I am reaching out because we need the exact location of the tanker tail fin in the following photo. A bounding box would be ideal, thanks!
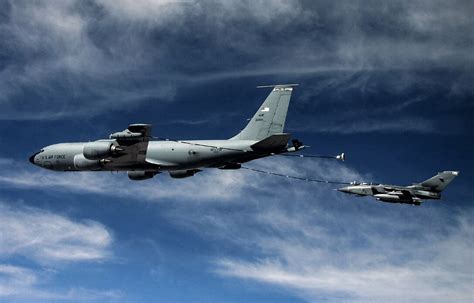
[230,84,297,141]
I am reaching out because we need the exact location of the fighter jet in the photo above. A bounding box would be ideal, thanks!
[30,84,341,180]
[337,171,459,205]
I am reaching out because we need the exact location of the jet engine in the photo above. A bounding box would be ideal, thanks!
[169,169,201,179]
[128,171,156,181]
[73,154,102,170]
[83,141,121,160]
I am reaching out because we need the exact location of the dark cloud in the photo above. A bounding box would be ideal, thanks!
[0,0,472,122]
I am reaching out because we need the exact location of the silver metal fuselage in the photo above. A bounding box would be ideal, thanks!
[338,185,440,201]
[337,170,459,205]
[29,85,301,180]
[30,140,260,172]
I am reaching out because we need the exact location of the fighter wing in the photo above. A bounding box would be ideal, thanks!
[396,189,421,204]
[379,185,415,197]
[107,124,152,165]
[384,189,415,198]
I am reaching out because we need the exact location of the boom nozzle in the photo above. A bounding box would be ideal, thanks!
[336,153,345,161]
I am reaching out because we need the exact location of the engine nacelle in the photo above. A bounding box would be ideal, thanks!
[73,154,102,170]
[128,171,156,181]
[169,169,200,179]
[83,141,120,160]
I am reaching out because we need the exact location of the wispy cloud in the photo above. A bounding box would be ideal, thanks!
[0,264,121,301]
[0,202,119,300]
[81,155,469,302]
[286,68,473,134]
[0,0,471,120]
[0,0,177,120]
[0,202,112,263]
[296,117,436,134]
[0,161,250,202]
[1,154,471,302]
[210,205,474,303]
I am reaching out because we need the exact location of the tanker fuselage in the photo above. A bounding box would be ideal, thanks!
[30,140,260,173]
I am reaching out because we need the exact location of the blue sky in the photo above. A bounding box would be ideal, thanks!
[0,0,473,302]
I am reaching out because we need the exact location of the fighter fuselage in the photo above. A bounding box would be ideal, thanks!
[338,184,440,204]
[337,171,459,206]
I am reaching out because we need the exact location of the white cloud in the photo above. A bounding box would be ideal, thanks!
[0,202,119,300]
[314,117,435,134]
[0,264,38,297]
[0,164,249,202]
[1,152,471,302]
[287,69,472,134]
[0,264,121,300]
[0,202,112,263]
[210,201,474,302]
[56,152,462,302]
[0,155,280,202]
[215,255,473,303]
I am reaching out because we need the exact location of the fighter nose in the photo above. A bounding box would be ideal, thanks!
[29,152,39,164]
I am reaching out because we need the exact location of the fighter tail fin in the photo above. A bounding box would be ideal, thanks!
[230,84,297,141]
[417,171,459,192]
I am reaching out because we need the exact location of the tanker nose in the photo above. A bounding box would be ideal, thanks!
[29,152,39,165]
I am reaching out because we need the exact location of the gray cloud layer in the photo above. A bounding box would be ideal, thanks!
[0,0,472,121]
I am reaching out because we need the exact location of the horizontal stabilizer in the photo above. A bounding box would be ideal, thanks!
[250,133,291,152]
[256,84,299,88]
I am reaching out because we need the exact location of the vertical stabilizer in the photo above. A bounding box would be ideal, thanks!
[230,84,297,141]
[418,171,459,192]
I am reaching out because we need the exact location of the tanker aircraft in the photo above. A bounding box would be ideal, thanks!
[30,84,341,180]
[338,171,459,206]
